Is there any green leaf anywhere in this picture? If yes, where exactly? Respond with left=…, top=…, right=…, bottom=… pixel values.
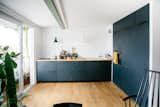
left=0, top=64, right=6, bottom=79
left=6, top=55, right=18, bottom=69
left=0, top=79, right=6, bottom=95
left=5, top=53, right=18, bottom=107
left=10, top=52, right=16, bottom=56
left=10, top=52, right=20, bottom=58
left=11, top=60, right=17, bottom=68
left=15, top=53, right=20, bottom=57
left=3, top=46, right=9, bottom=51
left=0, top=53, right=3, bottom=57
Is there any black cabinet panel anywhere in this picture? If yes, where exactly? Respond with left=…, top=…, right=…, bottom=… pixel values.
left=37, top=70, right=57, bottom=82
left=113, top=64, right=121, bottom=87
left=85, top=62, right=111, bottom=81
left=71, top=62, right=89, bottom=81
left=135, top=5, right=149, bottom=24
left=37, top=61, right=111, bottom=82
left=113, top=4, right=149, bottom=101
left=57, top=62, right=73, bottom=81
left=114, top=13, right=136, bottom=32
left=37, top=61, right=57, bottom=71
left=37, top=61, right=57, bottom=82
left=114, top=4, right=149, bottom=33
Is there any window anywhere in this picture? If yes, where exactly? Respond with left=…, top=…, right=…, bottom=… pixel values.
left=0, top=18, right=20, bottom=51
left=22, top=25, right=34, bottom=90
left=0, top=17, right=22, bottom=103
left=0, top=17, right=21, bottom=91
left=0, top=17, right=35, bottom=103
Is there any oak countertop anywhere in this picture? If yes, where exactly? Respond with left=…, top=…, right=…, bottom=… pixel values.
left=36, top=57, right=112, bottom=62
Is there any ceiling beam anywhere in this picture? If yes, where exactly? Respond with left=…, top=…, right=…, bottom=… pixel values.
left=44, top=0, right=67, bottom=29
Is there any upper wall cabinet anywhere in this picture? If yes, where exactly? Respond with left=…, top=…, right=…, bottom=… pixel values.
left=114, top=13, right=136, bottom=32
left=135, top=5, right=149, bottom=24
left=114, top=4, right=149, bottom=33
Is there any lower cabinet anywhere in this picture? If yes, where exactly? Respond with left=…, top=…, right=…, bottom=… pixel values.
left=71, top=62, right=91, bottom=81
left=57, top=62, right=73, bottom=81
left=37, top=62, right=57, bottom=82
left=37, top=61, right=111, bottom=82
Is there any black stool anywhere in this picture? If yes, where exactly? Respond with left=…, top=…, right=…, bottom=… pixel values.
left=53, top=103, right=82, bottom=107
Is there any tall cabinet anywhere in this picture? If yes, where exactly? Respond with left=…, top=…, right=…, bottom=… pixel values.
left=113, top=4, right=149, bottom=100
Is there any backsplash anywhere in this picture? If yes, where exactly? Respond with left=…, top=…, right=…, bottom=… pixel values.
left=36, top=25, right=113, bottom=58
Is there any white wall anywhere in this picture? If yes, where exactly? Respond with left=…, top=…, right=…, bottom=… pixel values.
left=149, top=0, right=160, bottom=71
left=36, top=25, right=113, bottom=58
left=35, top=27, right=43, bottom=58
left=149, top=0, right=160, bottom=107
left=32, top=27, right=42, bottom=85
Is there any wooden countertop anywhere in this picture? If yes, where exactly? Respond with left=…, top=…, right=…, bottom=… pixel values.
left=36, top=57, right=112, bottom=62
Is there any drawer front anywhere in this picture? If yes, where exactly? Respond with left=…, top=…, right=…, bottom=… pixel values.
left=37, top=61, right=57, bottom=82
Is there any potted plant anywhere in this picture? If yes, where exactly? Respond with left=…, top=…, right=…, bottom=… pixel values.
left=0, top=46, right=20, bottom=107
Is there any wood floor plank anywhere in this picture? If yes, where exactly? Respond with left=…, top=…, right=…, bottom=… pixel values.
left=23, top=82, right=128, bottom=107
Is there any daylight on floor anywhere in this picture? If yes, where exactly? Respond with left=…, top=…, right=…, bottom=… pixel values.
left=0, top=0, right=159, bottom=107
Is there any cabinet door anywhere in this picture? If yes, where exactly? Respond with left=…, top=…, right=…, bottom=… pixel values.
left=113, top=5, right=149, bottom=96
left=100, top=62, right=111, bottom=81
left=57, top=62, right=72, bottom=81
left=114, top=13, right=136, bottom=32
left=113, top=64, right=121, bottom=87
left=135, top=5, right=149, bottom=25
left=88, top=62, right=102, bottom=81
left=84, top=61, right=111, bottom=81
left=82, top=62, right=95, bottom=81
left=37, top=62, right=57, bottom=82
left=37, top=70, right=57, bottom=82
left=71, top=62, right=89, bottom=81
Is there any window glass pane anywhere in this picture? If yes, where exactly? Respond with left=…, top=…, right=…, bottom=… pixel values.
left=22, top=25, right=34, bottom=90
left=0, top=18, right=21, bottom=104
left=0, top=18, right=19, bottom=51
left=23, top=25, right=30, bottom=89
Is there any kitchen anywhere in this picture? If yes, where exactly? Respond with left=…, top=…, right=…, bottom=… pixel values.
left=36, top=23, right=113, bottom=82
left=0, top=0, right=159, bottom=107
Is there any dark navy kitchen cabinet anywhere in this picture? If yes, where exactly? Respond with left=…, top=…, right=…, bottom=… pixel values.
left=71, top=62, right=89, bottom=81
left=37, top=61, right=57, bottom=82
left=135, top=5, right=149, bottom=24
left=57, top=62, right=73, bottom=81
left=36, top=61, right=111, bottom=82
left=85, top=62, right=111, bottom=81
left=113, top=64, right=122, bottom=87
left=113, top=4, right=149, bottom=103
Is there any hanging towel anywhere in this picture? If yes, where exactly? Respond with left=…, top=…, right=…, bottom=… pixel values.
left=113, top=51, right=119, bottom=64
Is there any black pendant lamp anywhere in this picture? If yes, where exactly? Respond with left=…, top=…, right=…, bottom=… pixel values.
left=54, top=37, right=58, bottom=43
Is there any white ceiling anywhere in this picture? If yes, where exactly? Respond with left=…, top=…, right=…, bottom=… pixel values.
left=0, top=0, right=148, bottom=28
left=62, top=0, right=149, bottom=28
left=0, top=0, right=58, bottom=27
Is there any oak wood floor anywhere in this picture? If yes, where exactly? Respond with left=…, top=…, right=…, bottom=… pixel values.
left=23, top=82, right=129, bottom=107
